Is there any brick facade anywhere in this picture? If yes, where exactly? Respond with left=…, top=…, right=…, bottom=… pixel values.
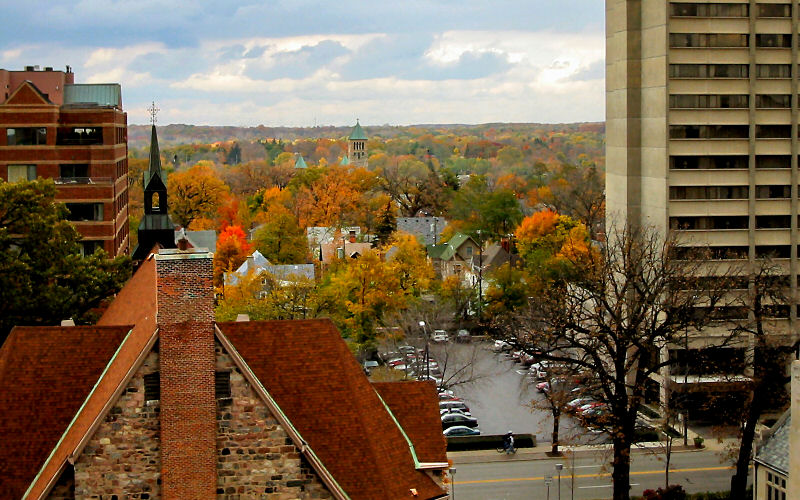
left=155, top=251, right=217, bottom=499
left=215, top=343, right=332, bottom=499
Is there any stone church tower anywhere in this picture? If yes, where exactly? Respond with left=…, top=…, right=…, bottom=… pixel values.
left=347, top=119, right=368, bottom=168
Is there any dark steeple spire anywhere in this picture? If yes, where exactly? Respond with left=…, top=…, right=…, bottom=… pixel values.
left=147, top=123, right=163, bottom=183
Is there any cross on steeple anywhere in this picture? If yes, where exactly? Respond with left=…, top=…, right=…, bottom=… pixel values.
left=147, top=101, right=160, bottom=125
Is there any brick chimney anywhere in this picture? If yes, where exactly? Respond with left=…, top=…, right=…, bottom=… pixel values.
left=155, top=248, right=216, bottom=499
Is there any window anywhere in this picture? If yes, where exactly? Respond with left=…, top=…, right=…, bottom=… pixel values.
left=756, top=125, right=791, bottom=139
left=756, top=246, right=791, bottom=258
left=670, top=64, right=748, bottom=78
left=758, top=4, right=790, bottom=17
left=672, top=246, right=748, bottom=260
left=756, top=185, right=790, bottom=199
left=79, top=241, right=103, bottom=256
left=465, top=246, right=473, bottom=257
left=670, top=33, right=748, bottom=48
left=766, top=472, right=787, bottom=500
left=670, top=156, right=748, bottom=169
left=669, top=94, right=748, bottom=108
left=669, top=185, right=748, bottom=200
left=670, top=125, right=749, bottom=139
left=756, top=95, right=791, bottom=108
left=56, top=127, right=104, bottom=145
left=756, top=215, right=791, bottom=229
left=59, top=164, right=89, bottom=180
left=144, top=372, right=160, bottom=402
left=757, top=156, right=790, bottom=169
left=6, top=127, right=46, bottom=145
left=757, top=64, right=791, bottom=78
left=65, top=203, right=103, bottom=222
left=670, top=3, right=748, bottom=17
left=669, top=216, right=748, bottom=230
left=756, top=34, right=792, bottom=48
left=215, top=371, right=231, bottom=399
left=7, top=165, right=36, bottom=182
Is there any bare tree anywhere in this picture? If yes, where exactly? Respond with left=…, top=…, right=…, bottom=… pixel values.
left=529, top=362, right=582, bottom=455
left=496, top=224, right=732, bottom=500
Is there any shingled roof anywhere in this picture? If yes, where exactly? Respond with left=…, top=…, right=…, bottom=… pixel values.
left=219, top=320, right=447, bottom=500
left=0, top=325, right=131, bottom=498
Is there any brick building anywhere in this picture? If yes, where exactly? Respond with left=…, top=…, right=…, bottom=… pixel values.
left=0, top=66, right=129, bottom=257
left=0, top=246, right=449, bottom=499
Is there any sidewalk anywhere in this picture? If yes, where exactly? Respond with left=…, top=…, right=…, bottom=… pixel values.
left=449, top=435, right=741, bottom=464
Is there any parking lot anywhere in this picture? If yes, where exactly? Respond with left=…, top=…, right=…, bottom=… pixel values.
left=379, top=338, right=609, bottom=446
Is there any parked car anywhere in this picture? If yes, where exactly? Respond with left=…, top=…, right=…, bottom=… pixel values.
left=566, top=397, right=596, bottom=412
left=456, top=329, right=471, bottom=343
left=528, top=363, right=547, bottom=380
left=441, top=412, right=479, bottom=429
left=440, top=400, right=471, bottom=414
left=443, top=425, right=481, bottom=437
left=440, top=408, right=472, bottom=417
left=492, top=340, right=511, bottom=352
left=432, top=330, right=449, bottom=343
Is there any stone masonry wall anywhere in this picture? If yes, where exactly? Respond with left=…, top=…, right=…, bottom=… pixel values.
left=215, top=343, right=332, bottom=499
left=73, top=350, right=161, bottom=499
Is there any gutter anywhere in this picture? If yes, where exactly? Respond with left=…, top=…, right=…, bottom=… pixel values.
left=214, top=325, right=350, bottom=500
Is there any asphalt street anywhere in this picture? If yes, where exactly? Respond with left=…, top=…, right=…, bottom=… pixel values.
left=452, top=448, right=736, bottom=500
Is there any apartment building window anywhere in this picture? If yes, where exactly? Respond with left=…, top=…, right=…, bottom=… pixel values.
left=670, top=33, right=748, bottom=48
left=670, top=156, right=748, bottom=169
left=6, top=127, right=47, bottom=146
left=671, top=245, right=748, bottom=259
left=670, top=3, right=748, bottom=17
left=56, top=127, right=104, bottom=146
left=669, top=216, right=748, bottom=230
left=757, top=64, right=791, bottom=78
left=79, top=240, right=103, bottom=256
left=669, top=94, right=748, bottom=108
left=756, top=245, right=791, bottom=258
left=756, top=125, right=791, bottom=138
left=756, top=34, right=792, bottom=48
left=757, top=3, right=791, bottom=17
left=669, top=185, right=748, bottom=200
left=756, top=95, right=791, bottom=108
left=756, top=156, right=790, bottom=168
left=756, top=185, right=790, bottom=199
left=65, top=203, right=104, bottom=222
left=670, top=64, right=748, bottom=78
left=59, top=164, right=90, bottom=180
left=7, top=165, right=37, bottom=182
left=755, top=215, right=791, bottom=229
left=670, top=125, right=749, bottom=139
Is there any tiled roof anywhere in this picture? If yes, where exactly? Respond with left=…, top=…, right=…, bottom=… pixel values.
left=372, top=381, right=448, bottom=464
left=218, top=320, right=446, bottom=500
left=755, top=413, right=791, bottom=475
left=397, top=217, right=448, bottom=246
left=348, top=120, right=367, bottom=140
left=0, top=325, right=131, bottom=498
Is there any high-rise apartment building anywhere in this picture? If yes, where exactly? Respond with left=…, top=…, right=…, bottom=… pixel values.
left=607, top=1, right=797, bottom=412
left=0, top=66, right=129, bottom=257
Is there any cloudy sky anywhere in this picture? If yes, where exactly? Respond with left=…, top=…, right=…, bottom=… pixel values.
left=1, top=1, right=605, bottom=126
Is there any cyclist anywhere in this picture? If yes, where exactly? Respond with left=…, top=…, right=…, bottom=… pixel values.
left=502, top=430, right=515, bottom=454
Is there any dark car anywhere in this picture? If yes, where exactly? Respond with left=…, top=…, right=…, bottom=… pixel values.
left=441, top=413, right=479, bottom=429
left=443, top=425, right=481, bottom=437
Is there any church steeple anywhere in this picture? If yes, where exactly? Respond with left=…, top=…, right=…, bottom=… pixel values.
left=347, top=119, right=368, bottom=168
left=132, top=106, right=176, bottom=260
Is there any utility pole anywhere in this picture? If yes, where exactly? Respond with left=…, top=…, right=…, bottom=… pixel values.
left=419, top=321, right=430, bottom=380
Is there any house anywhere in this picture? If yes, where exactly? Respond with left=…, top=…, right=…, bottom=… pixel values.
left=426, top=232, right=480, bottom=281
left=397, top=216, right=448, bottom=246
left=753, top=413, right=790, bottom=500
left=224, top=249, right=315, bottom=288
left=0, top=66, right=129, bottom=257
left=0, top=246, right=449, bottom=499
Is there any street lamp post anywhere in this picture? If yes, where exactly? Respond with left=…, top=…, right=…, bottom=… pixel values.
left=476, top=230, right=483, bottom=318
left=555, top=463, right=563, bottom=500
left=449, top=467, right=456, bottom=500
left=545, top=475, right=552, bottom=500
left=419, top=321, right=430, bottom=379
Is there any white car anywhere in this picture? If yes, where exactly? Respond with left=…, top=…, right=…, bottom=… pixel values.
left=432, top=330, right=449, bottom=343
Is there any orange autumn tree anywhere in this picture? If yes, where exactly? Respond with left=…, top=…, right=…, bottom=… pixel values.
left=514, top=209, right=593, bottom=280
left=214, top=225, right=252, bottom=287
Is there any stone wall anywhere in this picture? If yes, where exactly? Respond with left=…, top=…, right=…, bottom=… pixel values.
left=73, top=350, right=161, bottom=499
left=216, top=343, right=332, bottom=499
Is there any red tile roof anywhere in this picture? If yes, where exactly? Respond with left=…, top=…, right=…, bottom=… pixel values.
left=0, top=325, right=131, bottom=499
left=218, top=320, right=447, bottom=500
left=372, top=381, right=448, bottom=464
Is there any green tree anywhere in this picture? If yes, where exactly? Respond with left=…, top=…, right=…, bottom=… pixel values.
left=374, top=201, right=397, bottom=247
left=251, top=213, right=309, bottom=264
left=0, top=179, right=131, bottom=342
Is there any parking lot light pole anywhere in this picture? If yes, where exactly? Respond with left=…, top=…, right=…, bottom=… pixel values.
left=545, top=475, right=552, bottom=500
left=555, top=463, right=563, bottom=500
left=419, top=321, right=430, bottom=379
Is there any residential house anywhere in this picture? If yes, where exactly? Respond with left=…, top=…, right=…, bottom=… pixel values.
left=225, top=249, right=315, bottom=289
left=397, top=216, right=448, bottom=246
left=0, top=246, right=449, bottom=499
left=426, top=233, right=480, bottom=283
left=753, top=413, right=789, bottom=500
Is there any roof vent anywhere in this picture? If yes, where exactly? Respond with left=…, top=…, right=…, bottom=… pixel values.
left=61, top=318, right=75, bottom=326
left=24, top=66, right=34, bottom=71
left=44, top=67, right=53, bottom=72
left=236, top=314, right=250, bottom=322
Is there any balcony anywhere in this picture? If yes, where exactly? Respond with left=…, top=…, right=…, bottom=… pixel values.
left=54, top=177, right=113, bottom=185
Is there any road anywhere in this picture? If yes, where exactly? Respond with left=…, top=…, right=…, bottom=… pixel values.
left=452, top=449, right=737, bottom=500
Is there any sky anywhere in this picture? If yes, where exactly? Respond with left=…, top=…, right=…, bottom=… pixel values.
left=1, top=1, right=605, bottom=127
